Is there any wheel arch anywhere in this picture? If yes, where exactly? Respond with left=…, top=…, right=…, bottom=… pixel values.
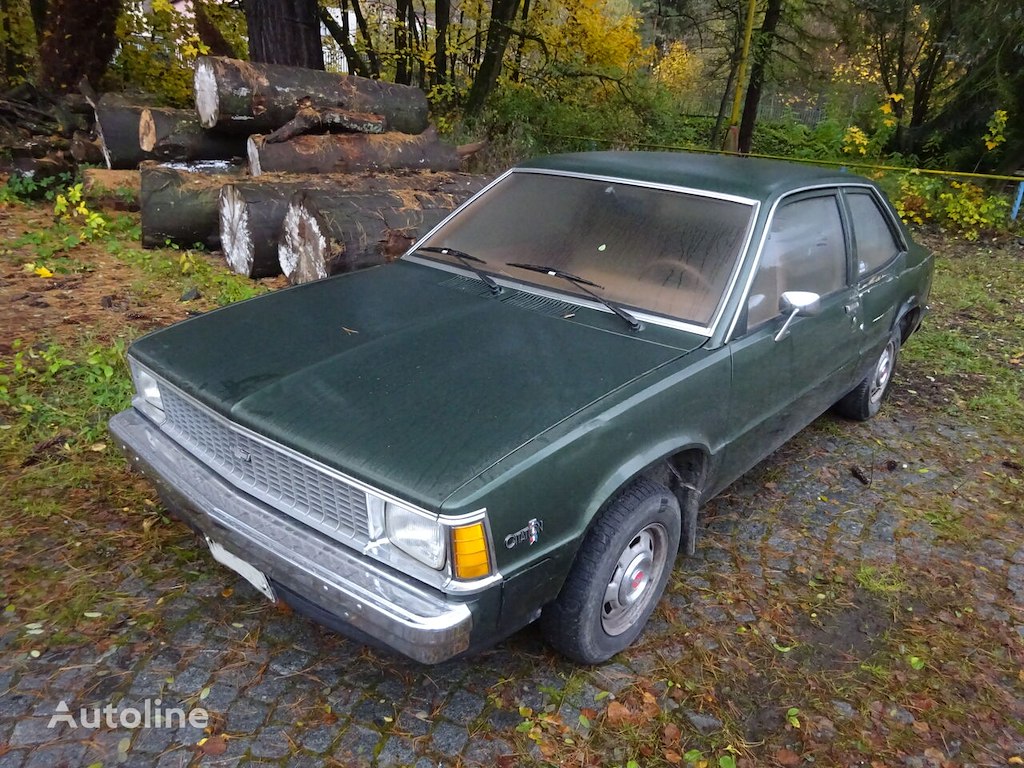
left=895, top=299, right=923, bottom=344
left=578, top=441, right=712, bottom=559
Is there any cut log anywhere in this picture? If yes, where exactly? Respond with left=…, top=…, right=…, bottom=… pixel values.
left=140, top=161, right=245, bottom=249
left=279, top=187, right=473, bottom=283
left=247, top=128, right=460, bottom=176
left=219, top=171, right=487, bottom=278
left=70, top=131, right=104, bottom=165
left=138, top=107, right=248, bottom=162
left=94, top=95, right=149, bottom=169
left=263, top=107, right=387, bottom=144
left=194, top=56, right=429, bottom=136
left=82, top=168, right=140, bottom=210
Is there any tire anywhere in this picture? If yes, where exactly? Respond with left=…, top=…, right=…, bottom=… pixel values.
left=835, top=329, right=901, bottom=421
left=540, top=478, right=681, bottom=664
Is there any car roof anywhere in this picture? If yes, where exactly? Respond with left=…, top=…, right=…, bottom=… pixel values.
left=516, top=151, right=864, bottom=201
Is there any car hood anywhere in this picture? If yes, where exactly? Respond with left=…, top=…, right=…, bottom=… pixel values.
left=130, top=262, right=704, bottom=507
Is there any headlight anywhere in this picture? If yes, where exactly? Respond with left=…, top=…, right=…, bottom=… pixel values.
left=130, top=360, right=165, bottom=424
left=385, top=502, right=445, bottom=569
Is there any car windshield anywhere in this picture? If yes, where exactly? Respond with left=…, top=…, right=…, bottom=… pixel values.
left=411, top=170, right=755, bottom=327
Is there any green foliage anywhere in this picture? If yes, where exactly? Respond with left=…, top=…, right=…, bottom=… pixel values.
left=937, top=181, right=1011, bottom=241
left=107, top=0, right=209, bottom=107
left=54, top=184, right=109, bottom=241
left=0, top=338, right=134, bottom=445
left=881, top=173, right=1013, bottom=240
left=0, top=171, right=75, bottom=204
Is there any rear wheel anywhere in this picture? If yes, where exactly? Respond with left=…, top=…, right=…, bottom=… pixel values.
left=836, top=329, right=901, bottom=421
left=541, top=478, right=680, bottom=664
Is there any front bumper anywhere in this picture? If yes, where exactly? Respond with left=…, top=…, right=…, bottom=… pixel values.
left=109, top=408, right=477, bottom=663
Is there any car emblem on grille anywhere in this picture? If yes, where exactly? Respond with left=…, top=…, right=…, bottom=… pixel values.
left=232, top=446, right=252, bottom=463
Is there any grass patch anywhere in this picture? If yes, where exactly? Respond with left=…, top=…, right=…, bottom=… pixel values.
left=854, top=564, right=906, bottom=598
left=900, top=237, right=1024, bottom=434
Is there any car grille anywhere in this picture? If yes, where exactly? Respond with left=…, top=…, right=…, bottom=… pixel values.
left=161, top=388, right=370, bottom=543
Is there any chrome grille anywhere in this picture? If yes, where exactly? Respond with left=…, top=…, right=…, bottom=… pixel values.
left=161, top=388, right=370, bottom=542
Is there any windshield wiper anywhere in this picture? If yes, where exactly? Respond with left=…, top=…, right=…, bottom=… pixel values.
left=506, top=262, right=642, bottom=331
left=417, top=246, right=502, bottom=295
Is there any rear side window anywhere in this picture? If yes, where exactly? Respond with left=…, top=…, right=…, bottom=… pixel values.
left=747, top=194, right=846, bottom=328
left=847, top=192, right=901, bottom=277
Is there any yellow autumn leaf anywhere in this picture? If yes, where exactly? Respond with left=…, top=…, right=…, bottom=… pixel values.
left=889, top=93, right=905, bottom=102
left=35, top=266, right=54, bottom=278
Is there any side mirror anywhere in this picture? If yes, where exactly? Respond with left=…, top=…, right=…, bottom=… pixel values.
left=774, top=290, right=821, bottom=342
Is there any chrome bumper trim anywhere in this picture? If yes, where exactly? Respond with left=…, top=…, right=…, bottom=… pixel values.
left=109, top=409, right=474, bottom=664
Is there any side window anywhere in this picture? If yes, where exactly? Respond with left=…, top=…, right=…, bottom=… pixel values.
left=847, top=192, right=901, bottom=277
left=747, top=195, right=846, bottom=329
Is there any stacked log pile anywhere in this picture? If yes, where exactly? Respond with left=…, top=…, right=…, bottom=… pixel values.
left=220, top=171, right=486, bottom=279
left=109, top=55, right=484, bottom=279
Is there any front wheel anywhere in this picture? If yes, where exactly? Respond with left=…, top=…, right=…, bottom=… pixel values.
left=835, top=329, right=901, bottom=421
left=541, top=478, right=681, bottom=664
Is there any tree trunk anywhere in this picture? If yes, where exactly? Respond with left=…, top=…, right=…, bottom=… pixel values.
left=279, top=188, right=471, bottom=283
left=394, top=0, right=412, bottom=85
left=38, top=0, right=121, bottom=93
left=247, top=127, right=461, bottom=175
left=29, top=0, right=46, bottom=43
left=138, top=107, right=248, bottom=162
left=433, top=0, right=450, bottom=87
left=219, top=170, right=487, bottom=278
left=345, top=0, right=380, bottom=77
left=737, top=0, right=785, bottom=154
left=319, top=5, right=370, bottom=78
left=140, top=161, right=245, bottom=250
left=193, top=1, right=242, bottom=59
left=243, top=0, right=324, bottom=69
left=94, top=96, right=149, bottom=169
left=465, top=0, right=522, bottom=115
left=194, top=56, right=429, bottom=135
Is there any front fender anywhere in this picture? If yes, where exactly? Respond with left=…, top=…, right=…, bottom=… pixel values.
left=440, top=346, right=731, bottom=602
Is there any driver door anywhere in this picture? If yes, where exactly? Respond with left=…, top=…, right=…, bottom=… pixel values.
left=719, top=190, right=863, bottom=485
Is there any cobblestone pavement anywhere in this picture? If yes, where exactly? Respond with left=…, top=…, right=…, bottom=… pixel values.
left=2, top=401, right=1023, bottom=767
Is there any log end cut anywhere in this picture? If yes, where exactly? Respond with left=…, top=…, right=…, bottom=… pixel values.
left=280, top=199, right=329, bottom=284
left=247, top=135, right=263, bottom=177
left=194, top=58, right=220, bottom=129
left=138, top=108, right=157, bottom=153
left=219, top=185, right=254, bottom=277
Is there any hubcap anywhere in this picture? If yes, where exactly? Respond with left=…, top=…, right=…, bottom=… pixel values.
left=602, top=523, right=669, bottom=636
left=869, top=340, right=896, bottom=405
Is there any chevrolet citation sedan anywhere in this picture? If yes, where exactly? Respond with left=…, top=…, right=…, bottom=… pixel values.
left=110, top=151, right=933, bottom=664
